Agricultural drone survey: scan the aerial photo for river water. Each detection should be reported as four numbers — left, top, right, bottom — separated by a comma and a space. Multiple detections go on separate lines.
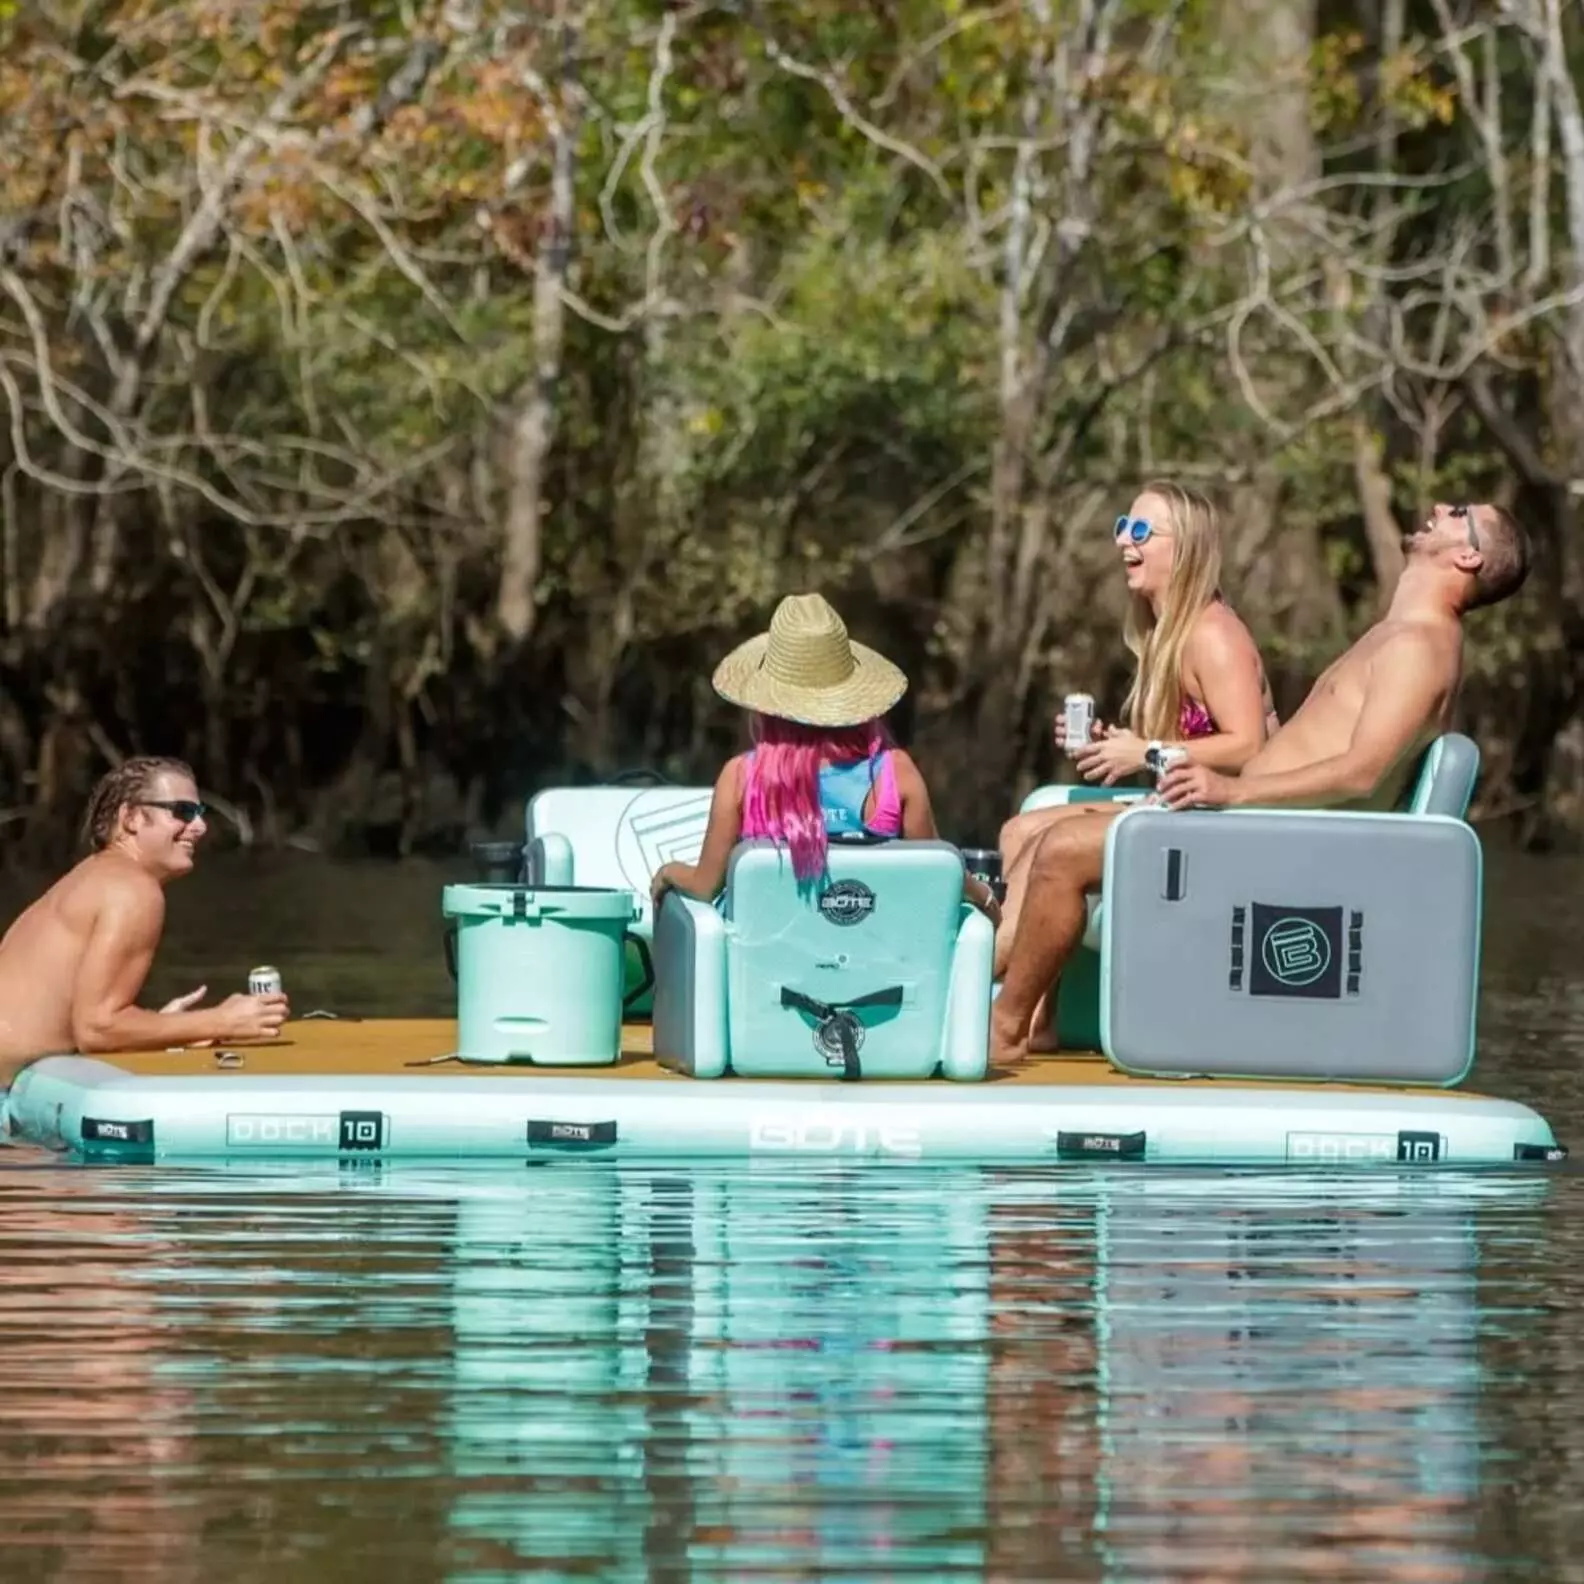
0, 845, 1580, 1582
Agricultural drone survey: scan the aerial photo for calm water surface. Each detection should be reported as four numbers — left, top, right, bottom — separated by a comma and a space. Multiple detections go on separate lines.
0, 845, 1581, 1582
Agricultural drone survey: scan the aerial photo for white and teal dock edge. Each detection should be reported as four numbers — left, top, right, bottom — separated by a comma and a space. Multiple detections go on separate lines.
0, 1061, 1564, 1167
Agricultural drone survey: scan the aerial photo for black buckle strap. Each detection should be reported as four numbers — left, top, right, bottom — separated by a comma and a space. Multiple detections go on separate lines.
779, 985, 904, 1080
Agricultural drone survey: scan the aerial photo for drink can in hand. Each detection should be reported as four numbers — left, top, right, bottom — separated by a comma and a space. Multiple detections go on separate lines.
1062, 693, 1095, 756
959, 847, 1005, 904
1145, 744, 1189, 785
248, 965, 283, 997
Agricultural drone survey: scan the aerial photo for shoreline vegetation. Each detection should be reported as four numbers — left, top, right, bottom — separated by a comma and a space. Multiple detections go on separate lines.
2, 2, 1583, 862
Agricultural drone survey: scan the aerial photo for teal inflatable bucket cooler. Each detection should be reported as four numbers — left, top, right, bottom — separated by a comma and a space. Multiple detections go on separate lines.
441, 883, 651, 1065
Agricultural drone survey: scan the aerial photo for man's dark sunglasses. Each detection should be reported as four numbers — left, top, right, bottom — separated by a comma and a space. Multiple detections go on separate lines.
1447, 503, 1481, 550
139, 799, 206, 823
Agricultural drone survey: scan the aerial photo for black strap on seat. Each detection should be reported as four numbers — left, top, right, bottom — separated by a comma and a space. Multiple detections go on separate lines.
779, 985, 905, 1080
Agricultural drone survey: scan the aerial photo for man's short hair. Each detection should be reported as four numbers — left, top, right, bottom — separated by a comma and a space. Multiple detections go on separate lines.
1469, 504, 1531, 610
81, 756, 196, 851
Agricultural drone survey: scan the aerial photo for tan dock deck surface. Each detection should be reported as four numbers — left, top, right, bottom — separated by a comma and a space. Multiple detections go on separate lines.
76, 1019, 1484, 1099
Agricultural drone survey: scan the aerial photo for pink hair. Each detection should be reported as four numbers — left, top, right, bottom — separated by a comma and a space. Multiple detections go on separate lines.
741, 713, 892, 881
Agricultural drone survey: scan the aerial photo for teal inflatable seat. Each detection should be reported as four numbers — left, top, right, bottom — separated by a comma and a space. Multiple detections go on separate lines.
524, 783, 716, 1017
442, 882, 645, 1065
650, 839, 994, 1081
1015, 732, 1485, 1085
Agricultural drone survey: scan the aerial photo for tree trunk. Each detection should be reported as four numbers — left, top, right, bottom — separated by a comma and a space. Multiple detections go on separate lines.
496, 2, 586, 648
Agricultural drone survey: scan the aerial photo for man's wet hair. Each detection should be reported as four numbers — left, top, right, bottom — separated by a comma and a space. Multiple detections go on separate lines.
1469, 504, 1531, 611
81, 756, 196, 851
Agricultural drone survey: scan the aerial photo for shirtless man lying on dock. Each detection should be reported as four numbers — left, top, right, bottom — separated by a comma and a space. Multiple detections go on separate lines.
991, 500, 1532, 1065
0, 757, 288, 1084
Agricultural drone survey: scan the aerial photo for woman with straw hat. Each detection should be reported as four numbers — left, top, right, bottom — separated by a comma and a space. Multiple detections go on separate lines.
649, 593, 1001, 920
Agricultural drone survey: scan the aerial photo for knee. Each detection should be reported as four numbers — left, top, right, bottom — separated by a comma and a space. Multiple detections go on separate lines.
1030, 819, 1100, 882
1028, 830, 1064, 881
998, 812, 1027, 852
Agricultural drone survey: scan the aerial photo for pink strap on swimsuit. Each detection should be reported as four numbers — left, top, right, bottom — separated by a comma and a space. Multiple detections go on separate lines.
862, 753, 904, 836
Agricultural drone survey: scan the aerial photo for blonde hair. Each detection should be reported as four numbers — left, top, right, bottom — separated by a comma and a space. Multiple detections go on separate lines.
1120, 481, 1224, 741
81, 756, 195, 851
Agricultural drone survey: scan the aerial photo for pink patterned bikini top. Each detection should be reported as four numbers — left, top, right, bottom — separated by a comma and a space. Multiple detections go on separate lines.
1178, 695, 1217, 739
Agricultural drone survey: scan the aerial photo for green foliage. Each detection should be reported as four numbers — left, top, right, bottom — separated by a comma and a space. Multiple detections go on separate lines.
0, 0, 1581, 847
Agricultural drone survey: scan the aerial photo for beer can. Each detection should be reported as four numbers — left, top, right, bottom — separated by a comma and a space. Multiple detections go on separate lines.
1145, 744, 1189, 785
248, 965, 283, 997
959, 847, 1005, 903
1062, 693, 1095, 756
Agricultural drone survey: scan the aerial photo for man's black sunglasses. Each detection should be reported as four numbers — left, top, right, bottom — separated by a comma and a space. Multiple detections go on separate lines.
139, 799, 206, 823
1447, 503, 1481, 550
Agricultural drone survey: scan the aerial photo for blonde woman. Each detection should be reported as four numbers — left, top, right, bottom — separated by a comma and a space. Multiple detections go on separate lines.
994, 482, 1274, 978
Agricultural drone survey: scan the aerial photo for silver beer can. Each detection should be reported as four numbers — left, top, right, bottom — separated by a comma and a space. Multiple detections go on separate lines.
1062, 693, 1095, 756
1145, 744, 1189, 785
248, 965, 283, 997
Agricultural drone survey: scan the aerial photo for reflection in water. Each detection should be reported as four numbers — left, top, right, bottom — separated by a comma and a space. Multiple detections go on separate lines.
0, 1176, 200, 1584
447, 1169, 647, 1577
0, 1162, 1554, 1581
447, 1170, 991, 1579
1088, 1175, 1502, 1584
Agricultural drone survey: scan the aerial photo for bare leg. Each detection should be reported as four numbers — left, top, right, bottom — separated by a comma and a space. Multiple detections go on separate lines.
994, 804, 1115, 979
1000, 805, 1076, 876
990, 814, 1108, 1064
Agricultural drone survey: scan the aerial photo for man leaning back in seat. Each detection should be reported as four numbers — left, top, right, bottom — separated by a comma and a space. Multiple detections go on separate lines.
991, 501, 1532, 1064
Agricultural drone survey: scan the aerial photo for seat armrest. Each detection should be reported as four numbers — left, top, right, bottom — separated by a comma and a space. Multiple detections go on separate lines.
652, 893, 729, 1078
1019, 784, 1146, 815
941, 905, 993, 1081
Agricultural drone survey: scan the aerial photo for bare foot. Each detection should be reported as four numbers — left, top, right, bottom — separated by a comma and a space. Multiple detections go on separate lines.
1028, 1021, 1062, 1055
1006, 986, 1062, 1054
990, 999, 1031, 1066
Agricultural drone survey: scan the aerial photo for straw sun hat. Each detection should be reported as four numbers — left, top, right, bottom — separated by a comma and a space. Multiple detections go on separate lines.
712, 593, 908, 729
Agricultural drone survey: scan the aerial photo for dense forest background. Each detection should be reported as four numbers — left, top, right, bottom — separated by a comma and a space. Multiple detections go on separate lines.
2, 0, 1583, 859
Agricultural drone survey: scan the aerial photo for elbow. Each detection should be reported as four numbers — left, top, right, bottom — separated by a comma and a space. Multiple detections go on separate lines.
72, 1015, 119, 1054
1340, 760, 1384, 800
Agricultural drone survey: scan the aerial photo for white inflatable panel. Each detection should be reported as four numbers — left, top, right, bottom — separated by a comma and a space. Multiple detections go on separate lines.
2, 1056, 1564, 1169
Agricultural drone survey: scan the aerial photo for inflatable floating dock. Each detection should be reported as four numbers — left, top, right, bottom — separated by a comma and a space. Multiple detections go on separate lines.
0, 1018, 1563, 1168
2, 732, 1566, 1170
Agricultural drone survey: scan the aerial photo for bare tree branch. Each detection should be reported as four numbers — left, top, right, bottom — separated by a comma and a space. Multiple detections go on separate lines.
761, 35, 952, 200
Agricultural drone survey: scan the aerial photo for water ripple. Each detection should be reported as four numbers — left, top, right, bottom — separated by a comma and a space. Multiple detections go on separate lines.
0, 1164, 1574, 1581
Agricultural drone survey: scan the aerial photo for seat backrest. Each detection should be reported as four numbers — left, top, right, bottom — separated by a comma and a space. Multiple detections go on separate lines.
525, 784, 714, 936
1401, 733, 1480, 819
724, 839, 965, 1077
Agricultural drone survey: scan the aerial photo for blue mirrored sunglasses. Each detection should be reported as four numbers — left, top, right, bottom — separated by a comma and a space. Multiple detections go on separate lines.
1115, 515, 1158, 544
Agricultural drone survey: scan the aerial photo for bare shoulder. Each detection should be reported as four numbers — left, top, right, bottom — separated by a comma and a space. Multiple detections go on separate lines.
58, 854, 165, 930
887, 747, 928, 790
1187, 602, 1263, 663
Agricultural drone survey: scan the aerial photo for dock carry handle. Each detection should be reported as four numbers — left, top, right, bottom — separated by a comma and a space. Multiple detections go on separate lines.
779, 985, 905, 1081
